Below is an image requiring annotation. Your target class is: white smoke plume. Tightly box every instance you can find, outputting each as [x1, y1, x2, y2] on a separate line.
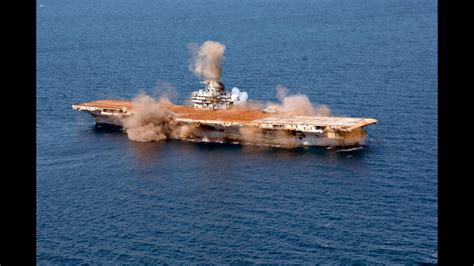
[188, 41, 226, 81]
[231, 87, 248, 105]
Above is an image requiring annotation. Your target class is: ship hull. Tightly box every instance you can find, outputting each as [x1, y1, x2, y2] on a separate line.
[94, 114, 124, 126]
[183, 123, 367, 147]
[72, 100, 376, 147]
[91, 113, 368, 147]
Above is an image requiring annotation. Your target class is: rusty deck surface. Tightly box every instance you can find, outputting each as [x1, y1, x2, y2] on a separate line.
[73, 100, 377, 127]
[73, 100, 271, 123]
[74, 100, 134, 110]
[166, 104, 271, 123]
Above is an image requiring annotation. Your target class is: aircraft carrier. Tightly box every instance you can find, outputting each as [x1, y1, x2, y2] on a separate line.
[72, 80, 378, 147]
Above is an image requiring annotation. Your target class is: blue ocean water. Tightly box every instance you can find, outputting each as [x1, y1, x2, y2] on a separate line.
[36, 0, 437, 263]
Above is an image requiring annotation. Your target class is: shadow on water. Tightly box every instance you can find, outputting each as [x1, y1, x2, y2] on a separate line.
[140, 139, 370, 162]
[75, 124, 126, 143]
[186, 139, 370, 157]
[92, 123, 124, 133]
[84, 124, 371, 164]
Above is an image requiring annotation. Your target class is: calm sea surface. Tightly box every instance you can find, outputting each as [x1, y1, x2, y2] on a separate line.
[37, 0, 437, 263]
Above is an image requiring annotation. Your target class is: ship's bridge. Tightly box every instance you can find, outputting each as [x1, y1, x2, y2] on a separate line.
[202, 80, 225, 93]
[191, 80, 233, 110]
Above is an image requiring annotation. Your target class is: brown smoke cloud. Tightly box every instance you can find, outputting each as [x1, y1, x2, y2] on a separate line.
[235, 85, 333, 148]
[121, 92, 195, 142]
[189, 41, 226, 81]
[266, 85, 332, 116]
[152, 81, 178, 102]
[120, 39, 334, 147]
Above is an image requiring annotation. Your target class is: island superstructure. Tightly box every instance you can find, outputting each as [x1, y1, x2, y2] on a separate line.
[191, 80, 234, 109]
[72, 80, 378, 147]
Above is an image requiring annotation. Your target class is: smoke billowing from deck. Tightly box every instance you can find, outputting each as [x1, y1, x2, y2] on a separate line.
[122, 92, 195, 142]
[189, 41, 226, 81]
[266, 85, 332, 116]
[121, 40, 332, 146]
[237, 86, 333, 148]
